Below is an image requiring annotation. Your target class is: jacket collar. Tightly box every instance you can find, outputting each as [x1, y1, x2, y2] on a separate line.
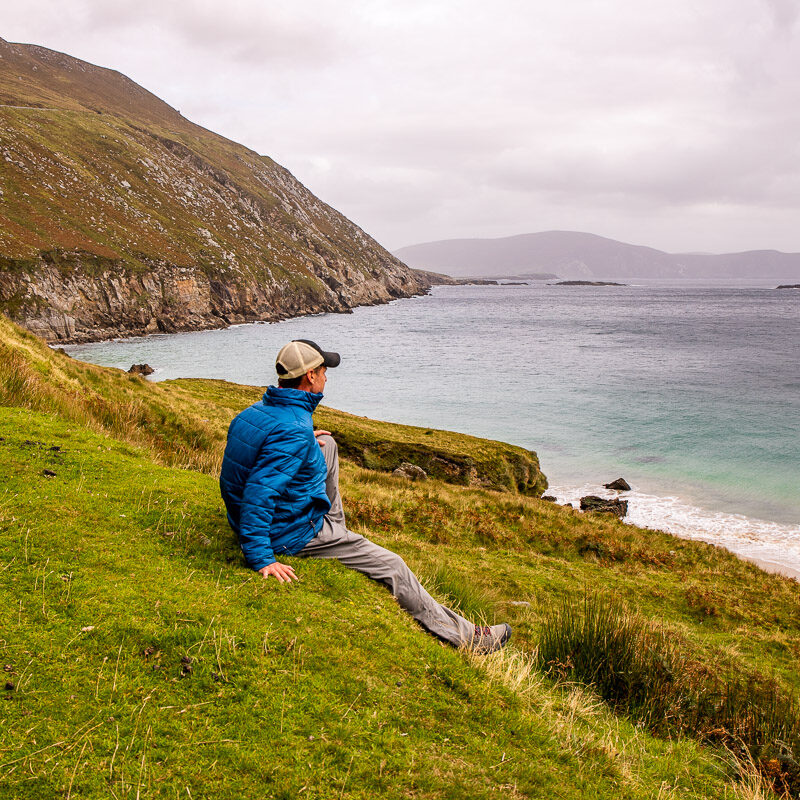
[264, 385, 324, 412]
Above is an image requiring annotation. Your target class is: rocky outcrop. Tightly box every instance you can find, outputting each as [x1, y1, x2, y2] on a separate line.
[310, 407, 548, 497]
[392, 462, 428, 481]
[128, 364, 154, 376]
[580, 495, 628, 518]
[553, 281, 627, 287]
[413, 269, 499, 287]
[0, 38, 430, 343]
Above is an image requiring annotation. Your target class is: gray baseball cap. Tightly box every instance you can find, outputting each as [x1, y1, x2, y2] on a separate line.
[275, 339, 341, 379]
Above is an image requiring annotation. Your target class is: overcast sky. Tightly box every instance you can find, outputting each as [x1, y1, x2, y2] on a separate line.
[5, 0, 800, 253]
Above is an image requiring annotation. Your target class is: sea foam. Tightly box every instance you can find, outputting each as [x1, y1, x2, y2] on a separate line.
[550, 483, 800, 580]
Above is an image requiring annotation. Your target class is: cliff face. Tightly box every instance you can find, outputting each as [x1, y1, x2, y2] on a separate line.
[0, 39, 428, 342]
[5, 257, 422, 343]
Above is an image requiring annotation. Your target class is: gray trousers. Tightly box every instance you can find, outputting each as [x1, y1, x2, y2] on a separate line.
[299, 435, 475, 647]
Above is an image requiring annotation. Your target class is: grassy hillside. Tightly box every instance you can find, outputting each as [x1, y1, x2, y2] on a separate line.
[2, 316, 799, 798]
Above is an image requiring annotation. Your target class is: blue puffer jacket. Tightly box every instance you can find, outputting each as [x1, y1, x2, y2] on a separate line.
[219, 386, 331, 570]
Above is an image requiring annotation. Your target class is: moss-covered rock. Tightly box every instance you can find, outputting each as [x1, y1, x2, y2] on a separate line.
[314, 405, 548, 496]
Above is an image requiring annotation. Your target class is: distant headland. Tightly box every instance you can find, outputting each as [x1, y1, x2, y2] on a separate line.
[394, 231, 800, 281]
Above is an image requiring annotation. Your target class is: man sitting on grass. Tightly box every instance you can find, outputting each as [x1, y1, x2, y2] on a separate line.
[219, 339, 511, 654]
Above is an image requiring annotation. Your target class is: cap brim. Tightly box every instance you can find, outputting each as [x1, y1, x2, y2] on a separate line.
[321, 351, 340, 368]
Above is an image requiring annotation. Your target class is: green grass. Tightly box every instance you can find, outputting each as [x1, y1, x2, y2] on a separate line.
[2, 315, 799, 797]
[170, 377, 547, 495]
[0, 407, 738, 799]
[0, 314, 546, 493]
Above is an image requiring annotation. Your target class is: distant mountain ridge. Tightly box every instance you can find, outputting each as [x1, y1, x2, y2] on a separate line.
[394, 231, 800, 280]
[0, 38, 429, 342]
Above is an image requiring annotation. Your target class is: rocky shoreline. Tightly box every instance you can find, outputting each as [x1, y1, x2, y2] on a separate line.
[2, 255, 433, 344]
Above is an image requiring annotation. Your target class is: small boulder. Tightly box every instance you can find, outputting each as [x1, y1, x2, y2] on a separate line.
[580, 495, 628, 518]
[128, 364, 154, 376]
[604, 478, 631, 491]
[541, 495, 557, 502]
[392, 462, 427, 481]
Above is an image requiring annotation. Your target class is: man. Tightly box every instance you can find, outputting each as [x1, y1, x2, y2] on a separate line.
[219, 339, 511, 653]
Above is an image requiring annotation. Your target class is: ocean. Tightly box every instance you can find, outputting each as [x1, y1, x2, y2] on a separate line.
[64, 279, 800, 578]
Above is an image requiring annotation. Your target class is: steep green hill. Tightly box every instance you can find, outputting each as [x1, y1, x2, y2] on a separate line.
[0, 38, 428, 343]
[1, 316, 799, 798]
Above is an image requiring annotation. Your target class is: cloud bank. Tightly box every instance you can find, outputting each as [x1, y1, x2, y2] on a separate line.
[4, 0, 800, 252]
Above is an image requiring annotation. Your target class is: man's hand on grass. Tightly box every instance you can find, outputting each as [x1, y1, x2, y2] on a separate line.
[259, 562, 298, 583]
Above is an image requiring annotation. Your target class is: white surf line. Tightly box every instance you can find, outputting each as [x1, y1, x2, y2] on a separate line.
[549, 483, 800, 581]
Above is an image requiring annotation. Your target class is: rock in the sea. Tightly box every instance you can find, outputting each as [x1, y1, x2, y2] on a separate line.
[580, 495, 628, 518]
[604, 478, 631, 491]
[552, 280, 627, 286]
[392, 462, 428, 481]
[541, 495, 557, 502]
[128, 363, 154, 376]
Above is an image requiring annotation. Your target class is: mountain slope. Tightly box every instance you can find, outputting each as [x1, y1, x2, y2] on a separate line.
[0, 38, 429, 342]
[394, 231, 800, 280]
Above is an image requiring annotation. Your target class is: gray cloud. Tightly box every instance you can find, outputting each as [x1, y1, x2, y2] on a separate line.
[762, 0, 799, 30]
[4, 0, 800, 253]
[87, 0, 353, 66]
[7, 0, 352, 69]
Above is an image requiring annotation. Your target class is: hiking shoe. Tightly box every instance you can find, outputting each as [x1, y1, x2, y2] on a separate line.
[469, 623, 512, 654]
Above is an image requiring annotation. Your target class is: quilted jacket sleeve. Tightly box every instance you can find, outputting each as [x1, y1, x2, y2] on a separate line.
[238, 427, 307, 570]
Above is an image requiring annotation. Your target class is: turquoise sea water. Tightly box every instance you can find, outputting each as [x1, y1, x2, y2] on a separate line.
[65, 280, 800, 576]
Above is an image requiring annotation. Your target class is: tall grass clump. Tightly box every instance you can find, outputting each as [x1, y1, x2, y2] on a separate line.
[536, 593, 800, 797]
[536, 592, 687, 728]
